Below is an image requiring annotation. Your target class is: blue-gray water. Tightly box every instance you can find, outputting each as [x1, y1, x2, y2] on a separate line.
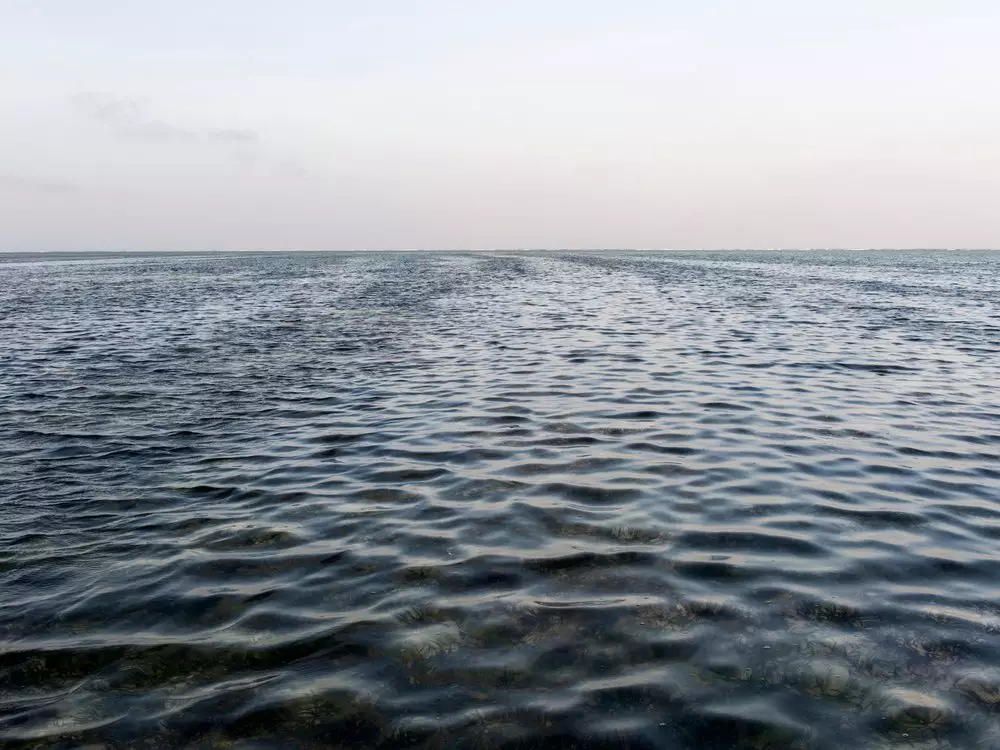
[2, 250, 999, 750]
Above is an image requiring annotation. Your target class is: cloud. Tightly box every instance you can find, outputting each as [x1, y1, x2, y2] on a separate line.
[72, 93, 258, 145]
[0, 175, 83, 195]
[72, 92, 142, 125]
[121, 120, 198, 142]
[68, 93, 314, 184]
[273, 160, 311, 180]
[207, 128, 260, 144]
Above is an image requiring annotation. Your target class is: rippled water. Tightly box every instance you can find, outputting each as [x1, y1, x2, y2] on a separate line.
[2, 250, 1000, 749]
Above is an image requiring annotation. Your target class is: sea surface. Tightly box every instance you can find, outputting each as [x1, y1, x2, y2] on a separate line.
[2, 250, 1000, 750]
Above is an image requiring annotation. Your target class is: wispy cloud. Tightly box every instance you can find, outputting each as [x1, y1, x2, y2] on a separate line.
[273, 160, 311, 180]
[69, 92, 315, 183]
[207, 128, 260, 144]
[122, 120, 198, 142]
[0, 175, 83, 195]
[72, 93, 142, 125]
[72, 93, 258, 145]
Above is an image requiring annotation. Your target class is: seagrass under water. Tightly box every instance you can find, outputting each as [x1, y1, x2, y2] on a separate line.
[2, 250, 999, 749]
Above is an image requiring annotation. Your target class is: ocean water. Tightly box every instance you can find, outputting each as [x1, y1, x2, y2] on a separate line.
[2, 250, 999, 750]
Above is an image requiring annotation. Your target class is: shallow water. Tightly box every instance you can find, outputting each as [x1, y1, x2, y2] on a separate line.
[2, 250, 999, 749]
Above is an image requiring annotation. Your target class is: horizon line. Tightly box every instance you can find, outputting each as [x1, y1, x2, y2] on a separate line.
[2, 247, 996, 255]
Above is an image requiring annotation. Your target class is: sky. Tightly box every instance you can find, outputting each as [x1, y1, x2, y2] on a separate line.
[2, 0, 998, 251]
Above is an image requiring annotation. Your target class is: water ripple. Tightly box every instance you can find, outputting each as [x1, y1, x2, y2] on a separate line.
[2, 250, 1000, 748]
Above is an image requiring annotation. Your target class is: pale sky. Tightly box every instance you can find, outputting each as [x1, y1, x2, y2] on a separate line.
[2, 1, 998, 251]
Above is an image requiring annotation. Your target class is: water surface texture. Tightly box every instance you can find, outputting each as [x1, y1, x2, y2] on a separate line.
[2, 251, 1000, 749]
